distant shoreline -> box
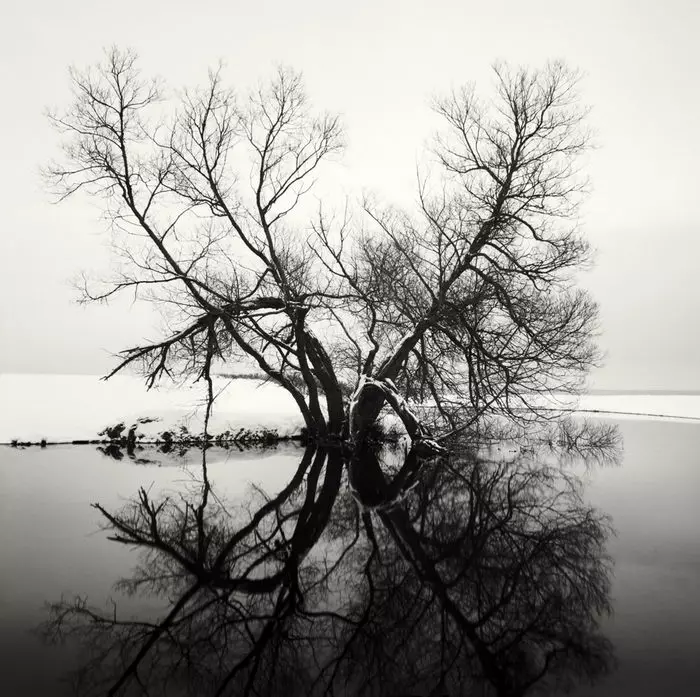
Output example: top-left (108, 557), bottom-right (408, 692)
top-left (587, 389), bottom-right (700, 396)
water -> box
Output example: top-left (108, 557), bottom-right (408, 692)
top-left (1, 422), bottom-right (699, 695)
top-left (0, 445), bottom-right (303, 694)
top-left (571, 420), bottom-right (700, 695)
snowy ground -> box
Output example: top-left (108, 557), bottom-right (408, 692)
top-left (577, 393), bottom-right (700, 423)
top-left (2, 373), bottom-right (700, 443)
top-left (0, 373), bottom-right (304, 444)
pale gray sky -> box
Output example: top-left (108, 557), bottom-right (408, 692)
top-left (1, 0), bottom-right (698, 389)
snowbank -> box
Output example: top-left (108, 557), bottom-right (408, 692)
top-left (0, 373), bottom-right (304, 443)
top-left (527, 392), bottom-right (700, 424)
top-left (578, 393), bottom-right (700, 423)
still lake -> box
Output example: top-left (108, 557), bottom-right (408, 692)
top-left (1, 420), bottom-right (699, 695)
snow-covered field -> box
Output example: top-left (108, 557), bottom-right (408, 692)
top-left (2, 373), bottom-right (700, 443)
top-left (578, 393), bottom-right (700, 423)
top-left (0, 373), bottom-right (304, 443)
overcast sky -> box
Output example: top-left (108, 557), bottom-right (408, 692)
top-left (1, 0), bottom-right (698, 390)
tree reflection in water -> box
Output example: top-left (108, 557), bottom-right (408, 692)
top-left (40, 436), bottom-right (617, 697)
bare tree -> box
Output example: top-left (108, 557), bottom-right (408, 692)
top-left (48, 50), bottom-right (601, 449)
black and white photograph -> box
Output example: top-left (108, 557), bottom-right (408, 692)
top-left (1, 1), bottom-right (699, 695)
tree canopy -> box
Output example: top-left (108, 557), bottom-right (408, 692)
top-left (48, 49), bottom-right (600, 449)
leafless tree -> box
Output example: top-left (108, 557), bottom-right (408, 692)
top-left (48, 49), bottom-right (601, 450)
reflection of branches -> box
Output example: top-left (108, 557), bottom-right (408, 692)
top-left (40, 439), bottom-right (615, 696)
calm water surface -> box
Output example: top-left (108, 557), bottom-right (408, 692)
top-left (1, 421), bottom-right (699, 695)
top-left (571, 420), bottom-right (700, 696)
top-left (0, 445), bottom-right (302, 694)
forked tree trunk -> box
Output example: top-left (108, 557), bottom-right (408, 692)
top-left (348, 377), bottom-right (446, 455)
top-left (348, 327), bottom-right (442, 449)
top-left (349, 384), bottom-right (388, 442)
